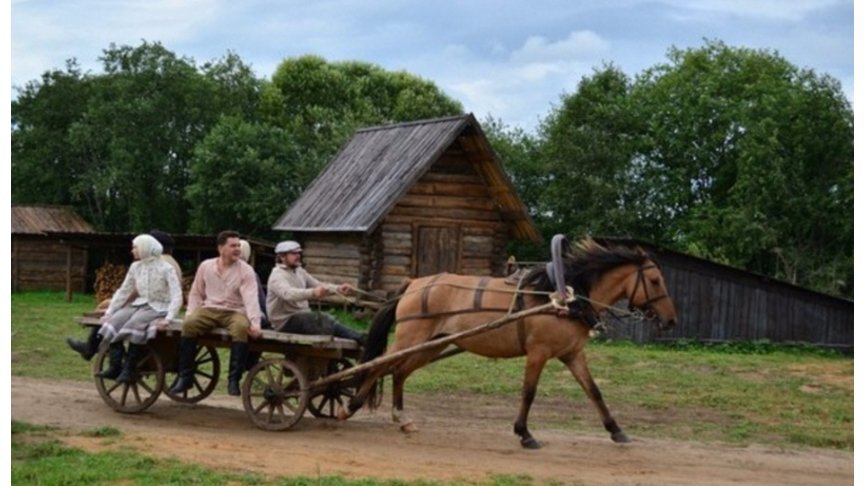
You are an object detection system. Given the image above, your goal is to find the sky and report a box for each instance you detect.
[8,0,855,133]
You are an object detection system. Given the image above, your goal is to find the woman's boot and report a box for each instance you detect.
[95,342,125,379]
[116,343,145,384]
[66,327,103,361]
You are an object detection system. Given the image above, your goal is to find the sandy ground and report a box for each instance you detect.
[11,376,852,485]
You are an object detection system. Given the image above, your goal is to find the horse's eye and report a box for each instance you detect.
[650,278,661,286]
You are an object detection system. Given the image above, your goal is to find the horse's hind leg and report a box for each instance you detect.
[514,350,550,449]
[561,351,630,443]
[390,347,445,433]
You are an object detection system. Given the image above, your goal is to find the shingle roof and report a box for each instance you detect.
[272,114,540,241]
[11,205,95,234]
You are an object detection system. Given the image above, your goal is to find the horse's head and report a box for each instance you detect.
[543,237,677,331]
[622,258,677,331]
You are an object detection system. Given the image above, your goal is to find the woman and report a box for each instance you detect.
[94,234,183,383]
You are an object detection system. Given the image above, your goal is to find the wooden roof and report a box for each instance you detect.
[12,205,95,235]
[273,114,541,242]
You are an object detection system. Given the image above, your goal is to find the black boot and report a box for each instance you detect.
[334,324,367,346]
[96,342,125,379]
[245,350,262,371]
[227,342,249,396]
[116,343,145,384]
[169,338,198,394]
[66,328,103,361]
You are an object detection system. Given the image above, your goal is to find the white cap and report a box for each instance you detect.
[275,240,302,254]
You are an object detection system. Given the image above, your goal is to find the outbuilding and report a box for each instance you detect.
[12,204,94,296]
[273,114,541,292]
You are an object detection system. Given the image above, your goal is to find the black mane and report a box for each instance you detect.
[524,237,650,296]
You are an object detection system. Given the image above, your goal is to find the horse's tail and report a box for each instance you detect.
[356,280,408,409]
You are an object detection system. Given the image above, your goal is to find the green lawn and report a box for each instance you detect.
[10,291,853,483]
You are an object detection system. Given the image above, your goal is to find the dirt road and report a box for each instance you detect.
[11,377,852,485]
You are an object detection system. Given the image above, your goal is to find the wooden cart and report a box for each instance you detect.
[78,313,362,431]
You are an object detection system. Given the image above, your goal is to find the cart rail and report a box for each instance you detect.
[77,314,360,351]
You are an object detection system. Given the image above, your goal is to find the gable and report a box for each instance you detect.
[273,114,540,242]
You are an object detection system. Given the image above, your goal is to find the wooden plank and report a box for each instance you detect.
[397,194,496,211]
[389,205,501,222]
[408,182,489,198]
[383,214,502,229]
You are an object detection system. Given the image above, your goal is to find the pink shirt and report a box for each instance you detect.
[187,257,261,329]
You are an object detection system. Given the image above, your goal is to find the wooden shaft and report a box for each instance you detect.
[310,302,556,389]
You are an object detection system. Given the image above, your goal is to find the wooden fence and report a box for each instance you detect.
[601,244,853,352]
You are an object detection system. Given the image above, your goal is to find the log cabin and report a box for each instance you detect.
[272,114,541,292]
[12,205,94,295]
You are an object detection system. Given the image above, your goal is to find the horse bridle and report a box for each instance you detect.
[627,263,670,320]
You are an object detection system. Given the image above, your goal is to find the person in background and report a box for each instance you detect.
[266,240,366,345]
[170,231,262,396]
[150,229,183,283]
[239,239,271,371]
[84,234,182,383]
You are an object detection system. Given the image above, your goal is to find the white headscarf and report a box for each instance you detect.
[239,239,251,263]
[133,234,163,262]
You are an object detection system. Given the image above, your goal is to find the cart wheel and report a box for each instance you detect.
[94,345,164,414]
[163,344,220,403]
[242,358,308,431]
[308,358,357,419]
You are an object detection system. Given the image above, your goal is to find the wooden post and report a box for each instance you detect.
[65,244,73,302]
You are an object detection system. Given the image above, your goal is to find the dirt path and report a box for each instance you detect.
[12,377,852,485]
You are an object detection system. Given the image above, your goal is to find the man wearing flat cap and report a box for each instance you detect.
[266,240,366,344]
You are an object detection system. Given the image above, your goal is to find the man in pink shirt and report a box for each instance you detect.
[169,230,263,396]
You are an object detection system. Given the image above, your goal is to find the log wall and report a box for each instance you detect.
[375,151,509,291]
[12,236,87,292]
[297,233,368,289]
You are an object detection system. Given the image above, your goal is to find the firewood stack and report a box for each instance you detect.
[94,263,128,304]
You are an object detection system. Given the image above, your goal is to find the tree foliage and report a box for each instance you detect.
[494,41,852,296]
[12,41,262,232]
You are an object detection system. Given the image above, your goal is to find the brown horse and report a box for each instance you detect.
[338,237,677,448]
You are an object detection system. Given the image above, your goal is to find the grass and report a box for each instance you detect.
[11,291,99,380]
[11,291,854,452]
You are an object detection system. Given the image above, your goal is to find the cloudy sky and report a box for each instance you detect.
[10,0,855,132]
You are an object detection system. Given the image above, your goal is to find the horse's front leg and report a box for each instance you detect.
[561,351,630,443]
[514,351,549,449]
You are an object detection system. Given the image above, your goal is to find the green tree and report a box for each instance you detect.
[186,116,301,236]
[535,41,853,296]
[12,41,264,233]
[12,61,93,207]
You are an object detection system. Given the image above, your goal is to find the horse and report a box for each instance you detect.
[337,237,678,449]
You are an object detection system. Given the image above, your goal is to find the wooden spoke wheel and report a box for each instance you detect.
[308,358,357,419]
[242,358,308,431]
[163,344,220,403]
[94,345,164,414]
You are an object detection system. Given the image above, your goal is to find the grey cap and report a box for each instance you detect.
[275,240,302,254]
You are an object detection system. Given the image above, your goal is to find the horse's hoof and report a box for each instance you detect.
[336,406,350,421]
[611,431,631,443]
[400,422,419,433]
[520,437,543,449]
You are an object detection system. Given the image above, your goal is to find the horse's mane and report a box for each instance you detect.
[524,237,650,295]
